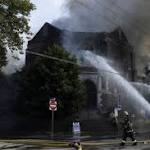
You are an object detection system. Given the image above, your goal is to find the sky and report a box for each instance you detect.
[3,0,150,74]
[30,0,67,34]
[3,0,66,74]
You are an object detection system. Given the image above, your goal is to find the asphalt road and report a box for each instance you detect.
[0,140,150,149]
[83,140,150,150]
[93,144,150,150]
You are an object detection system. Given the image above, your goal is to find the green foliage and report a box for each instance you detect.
[0,46,7,68]
[0,0,35,68]
[18,45,86,118]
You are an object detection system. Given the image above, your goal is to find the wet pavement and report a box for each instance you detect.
[0,140,150,149]
[0,141,72,150]
[0,142,40,149]
[82,142,150,150]
[89,144,150,150]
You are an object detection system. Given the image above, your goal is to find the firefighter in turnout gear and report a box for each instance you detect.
[120,111,137,146]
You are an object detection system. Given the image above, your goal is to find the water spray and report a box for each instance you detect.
[80,50,150,115]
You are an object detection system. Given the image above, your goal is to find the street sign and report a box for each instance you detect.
[49,97,57,139]
[72,122,81,134]
[49,98,57,111]
[72,122,81,142]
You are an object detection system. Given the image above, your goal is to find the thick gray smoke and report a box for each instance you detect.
[54,0,150,74]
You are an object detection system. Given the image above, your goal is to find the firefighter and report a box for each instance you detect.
[120,111,137,146]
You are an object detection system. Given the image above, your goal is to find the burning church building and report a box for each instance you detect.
[26,22,136,118]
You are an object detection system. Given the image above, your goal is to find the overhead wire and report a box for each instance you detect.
[26,50,120,76]
[26,0,146,76]
[26,50,78,66]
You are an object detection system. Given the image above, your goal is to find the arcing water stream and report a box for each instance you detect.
[80,50,150,114]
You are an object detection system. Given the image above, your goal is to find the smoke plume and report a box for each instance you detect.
[54,0,150,74]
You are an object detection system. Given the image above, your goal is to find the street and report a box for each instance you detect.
[0,139,150,150]
[93,144,150,150]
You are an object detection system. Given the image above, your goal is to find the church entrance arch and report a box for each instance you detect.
[84,79,97,110]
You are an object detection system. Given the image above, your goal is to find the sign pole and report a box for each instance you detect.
[49,97,57,140]
[51,110,54,139]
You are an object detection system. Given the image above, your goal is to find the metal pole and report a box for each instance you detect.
[51,110,54,139]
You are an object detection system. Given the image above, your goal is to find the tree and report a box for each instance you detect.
[18,45,86,118]
[0,0,35,68]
